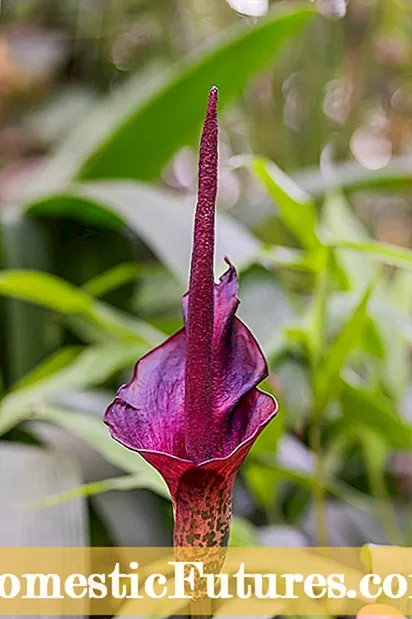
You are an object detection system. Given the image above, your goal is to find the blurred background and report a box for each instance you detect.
[2,0,412,572]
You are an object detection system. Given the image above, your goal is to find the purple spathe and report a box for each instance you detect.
[104,87,278,548]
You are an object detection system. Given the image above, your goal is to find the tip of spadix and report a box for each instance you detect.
[207,86,218,114]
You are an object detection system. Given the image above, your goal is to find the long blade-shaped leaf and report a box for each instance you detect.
[83,263,159,298]
[252,156,319,249]
[29,475,148,508]
[0,270,91,314]
[307,247,330,371]
[25,185,260,282]
[0,344,146,436]
[294,155,412,198]
[23,5,314,193]
[0,269,163,345]
[80,182,260,281]
[341,381,412,449]
[37,407,169,498]
[0,213,57,384]
[314,277,376,410]
[322,193,376,289]
[330,239,412,272]
[78,5,314,183]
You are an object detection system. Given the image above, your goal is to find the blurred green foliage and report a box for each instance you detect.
[1,0,412,575]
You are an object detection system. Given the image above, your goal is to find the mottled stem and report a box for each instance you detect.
[185,87,219,463]
[191,597,212,619]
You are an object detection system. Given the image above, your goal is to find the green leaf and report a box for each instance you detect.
[330,239,412,272]
[391,269,412,312]
[322,192,376,289]
[361,429,403,545]
[238,264,295,353]
[307,246,330,371]
[0,213,59,383]
[372,305,410,398]
[0,268,163,345]
[252,451,374,515]
[23,5,313,193]
[245,381,284,509]
[26,184,260,283]
[261,245,323,272]
[0,270,92,314]
[80,182,260,281]
[83,263,159,298]
[251,452,315,489]
[78,5,314,182]
[0,343,146,436]
[253,383,284,456]
[341,381,412,449]
[244,463,278,510]
[252,156,320,249]
[326,292,386,360]
[86,302,163,345]
[25,194,124,229]
[314,276,376,411]
[380,271,412,397]
[229,516,261,547]
[323,433,353,480]
[275,359,311,432]
[28,475,147,508]
[37,407,169,498]
[13,347,81,391]
[294,155,412,198]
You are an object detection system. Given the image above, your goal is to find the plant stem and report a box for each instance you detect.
[362,433,403,545]
[309,420,328,547]
[190,596,212,619]
[309,246,330,547]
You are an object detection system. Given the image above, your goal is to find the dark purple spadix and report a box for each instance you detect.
[185,86,218,462]
[104,87,278,549]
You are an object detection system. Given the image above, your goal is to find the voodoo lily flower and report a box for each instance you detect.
[104,87,278,549]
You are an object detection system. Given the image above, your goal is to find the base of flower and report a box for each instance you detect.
[173,468,233,548]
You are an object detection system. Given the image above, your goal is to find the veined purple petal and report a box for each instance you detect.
[104,264,277,465]
[107,330,187,460]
